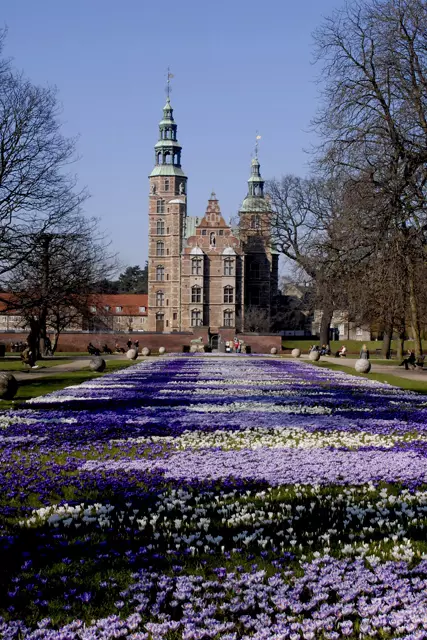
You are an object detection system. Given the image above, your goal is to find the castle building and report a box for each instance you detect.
[147,96,278,335]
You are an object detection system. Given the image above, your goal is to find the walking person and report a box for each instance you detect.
[399,350,416,370]
[127,338,132,350]
[359,344,370,360]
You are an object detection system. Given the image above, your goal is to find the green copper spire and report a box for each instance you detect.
[150,92,185,178]
[239,150,270,213]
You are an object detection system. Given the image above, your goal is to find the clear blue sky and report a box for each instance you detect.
[2,0,340,269]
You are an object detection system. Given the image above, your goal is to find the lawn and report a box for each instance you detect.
[0,358,68,371]
[311,358,427,393]
[282,338,425,356]
[0,359,134,409]
[2,356,427,638]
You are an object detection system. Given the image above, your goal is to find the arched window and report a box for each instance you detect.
[165,152,172,164]
[210,232,216,247]
[157,219,165,235]
[164,178,170,192]
[224,286,233,304]
[191,286,202,303]
[156,199,165,214]
[223,309,233,327]
[224,257,234,276]
[156,265,165,281]
[156,241,165,256]
[191,309,202,327]
[192,257,203,275]
[156,291,165,306]
[157,152,162,164]
[251,215,260,229]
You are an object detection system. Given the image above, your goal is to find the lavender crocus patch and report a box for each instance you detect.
[3,357,427,638]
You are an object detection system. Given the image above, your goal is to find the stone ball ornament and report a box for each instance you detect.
[355,358,371,373]
[0,373,18,400]
[158,347,166,355]
[126,348,138,360]
[291,348,301,358]
[89,357,106,372]
[141,347,150,357]
[309,350,321,362]
[270,347,278,355]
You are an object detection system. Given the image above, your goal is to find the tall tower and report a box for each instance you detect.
[147,96,187,332]
[239,151,278,315]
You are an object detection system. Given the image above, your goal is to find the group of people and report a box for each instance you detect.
[308,343,371,359]
[225,337,243,353]
[309,344,332,356]
[87,339,140,356]
[10,341,26,353]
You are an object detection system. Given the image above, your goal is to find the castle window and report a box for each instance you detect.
[139,306,146,313]
[191,286,202,303]
[156,199,165,214]
[156,291,165,306]
[116,306,122,313]
[165,152,172,165]
[201,230,207,236]
[191,309,202,327]
[223,309,234,327]
[223,286,233,304]
[156,265,165,281]
[250,288,260,305]
[219,229,224,236]
[156,241,165,256]
[250,262,260,279]
[192,257,202,275]
[164,178,170,192]
[251,215,260,229]
[156,219,165,235]
[224,257,234,276]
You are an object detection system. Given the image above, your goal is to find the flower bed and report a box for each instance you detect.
[1,357,427,638]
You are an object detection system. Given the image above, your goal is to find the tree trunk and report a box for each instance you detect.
[52,332,59,354]
[381,324,393,359]
[319,303,333,347]
[396,322,405,361]
[407,269,423,357]
[27,318,41,364]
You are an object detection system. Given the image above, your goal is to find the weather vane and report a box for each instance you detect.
[255,131,262,158]
[165,67,174,99]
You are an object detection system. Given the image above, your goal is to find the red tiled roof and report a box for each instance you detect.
[89,294,148,316]
[0,293,148,316]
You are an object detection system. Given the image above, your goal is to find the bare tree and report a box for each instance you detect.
[4,214,117,355]
[313,0,427,355]
[0,30,87,277]
[267,174,348,345]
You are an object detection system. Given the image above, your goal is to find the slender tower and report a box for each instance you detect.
[147,88,187,332]
[239,141,278,314]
